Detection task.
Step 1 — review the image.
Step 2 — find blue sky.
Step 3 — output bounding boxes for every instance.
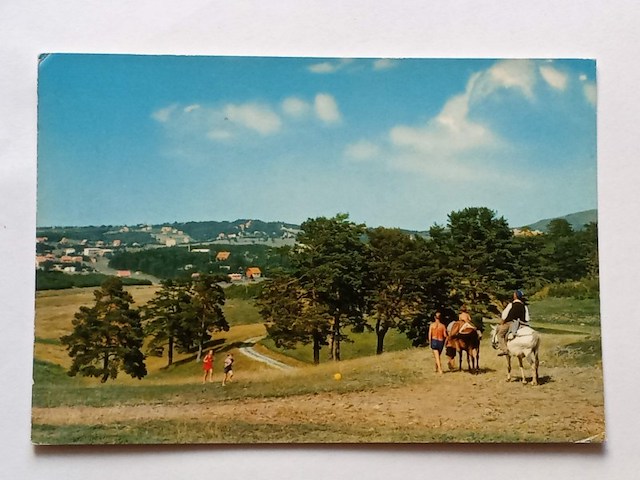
[37,55,596,230]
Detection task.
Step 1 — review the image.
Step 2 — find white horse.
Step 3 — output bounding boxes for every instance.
[490,324,540,385]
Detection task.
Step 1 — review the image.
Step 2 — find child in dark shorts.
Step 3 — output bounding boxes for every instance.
[430,338,445,352]
[222,353,234,386]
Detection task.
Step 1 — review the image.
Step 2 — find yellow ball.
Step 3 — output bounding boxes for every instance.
[333,373,342,381]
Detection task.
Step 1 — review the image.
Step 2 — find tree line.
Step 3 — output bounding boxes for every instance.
[60,206,598,380]
[61,275,228,382]
[256,208,598,364]
[108,244,290,279]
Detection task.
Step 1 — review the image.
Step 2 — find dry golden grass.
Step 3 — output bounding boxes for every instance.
[32,286,605,444]
[34,285,272,384]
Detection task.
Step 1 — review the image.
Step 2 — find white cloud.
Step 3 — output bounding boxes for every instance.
[307,59,353,74]
[155,93,345,150]
[470,60,537,102]
[371,59,590,184]
[388,80,498,171]
[309,62,338,74]
[282,97,311,118]
[184,104,201,113]
[314,93,341,123]
[378,61,542,179]
[152,101,284,148]
[390,100,496,156]
[579,74,596,105]
[539,65,568,90]
[583,82,596,106]
[344,140,380,161]
[373,59,398,70]
[151,104,178,123]
[223,103,282,135]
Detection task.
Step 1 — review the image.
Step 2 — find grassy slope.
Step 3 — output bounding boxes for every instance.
[33,287,601,382]
[32,288,603,444]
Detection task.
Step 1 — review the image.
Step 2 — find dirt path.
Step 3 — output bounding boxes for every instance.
[32,365,604,443]
[238,336,294,370]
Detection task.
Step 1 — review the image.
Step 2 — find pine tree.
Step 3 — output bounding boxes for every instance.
[294,214,370,361]
[258,275,330,364]
[182,274,229,361]
[367,227,422,354]
[442,207,518,315]
[60,277,146,382]
[143,279,192,367]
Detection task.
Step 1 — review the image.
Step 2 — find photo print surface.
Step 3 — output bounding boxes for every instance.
[33,55,602,444]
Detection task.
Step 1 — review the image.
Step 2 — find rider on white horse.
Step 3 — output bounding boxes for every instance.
[496,290,530,356]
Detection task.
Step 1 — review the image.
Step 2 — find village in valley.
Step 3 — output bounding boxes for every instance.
[35,217,549,288]
[34,220,303,286]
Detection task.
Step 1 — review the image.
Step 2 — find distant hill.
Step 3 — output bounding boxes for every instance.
[38,210,598,245]
[525,209,597,233]
[166,219,301,242]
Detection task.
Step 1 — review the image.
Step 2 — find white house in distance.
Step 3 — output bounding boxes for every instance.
[83,247,113,257]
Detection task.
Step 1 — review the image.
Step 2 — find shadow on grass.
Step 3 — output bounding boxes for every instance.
[159,338,227,369]
[536,326,585,335]
[508,375,553,385]
[445,367,497,375]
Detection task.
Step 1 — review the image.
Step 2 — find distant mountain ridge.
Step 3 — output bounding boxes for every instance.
[167,219,301,242]
[525,209,597,233]
[37,210,598,243]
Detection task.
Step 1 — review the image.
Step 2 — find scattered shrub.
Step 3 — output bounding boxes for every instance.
[532,277,599,300]
[36,271,152,290]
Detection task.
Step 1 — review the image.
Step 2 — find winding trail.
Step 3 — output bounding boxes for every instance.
[238,336,294,370]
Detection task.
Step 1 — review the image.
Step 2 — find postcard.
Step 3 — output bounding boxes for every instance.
[33,55,603,444]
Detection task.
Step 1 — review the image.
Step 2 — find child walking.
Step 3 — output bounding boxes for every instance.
[222,353,234,386]
[202,350,214,384]
[428,311,448,375]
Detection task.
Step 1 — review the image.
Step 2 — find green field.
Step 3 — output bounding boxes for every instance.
[32,286,604,444]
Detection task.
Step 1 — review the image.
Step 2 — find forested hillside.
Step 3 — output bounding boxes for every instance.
[526,209,597,232]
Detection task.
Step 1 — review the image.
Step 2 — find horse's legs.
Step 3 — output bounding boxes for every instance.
[531,352,539,386]
[506,356,512,382]
[518,356,527,384]
[447,355,455,371]
[458,350,462,372]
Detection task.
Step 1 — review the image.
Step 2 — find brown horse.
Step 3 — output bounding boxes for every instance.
[446,321,481,373]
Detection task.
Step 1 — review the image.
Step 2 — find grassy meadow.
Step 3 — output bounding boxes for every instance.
[32,285,604,444]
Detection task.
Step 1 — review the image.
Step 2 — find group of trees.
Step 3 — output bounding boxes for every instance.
[258,208,598,364]
[108,244,287,279]
[36,270,152,291]
[61,275,228,382]
[60,207,599,378]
